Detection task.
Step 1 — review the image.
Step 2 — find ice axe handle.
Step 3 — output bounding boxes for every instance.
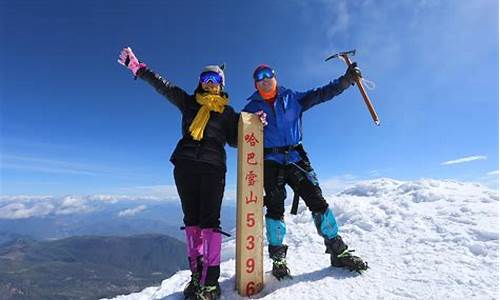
[342,55,380,126]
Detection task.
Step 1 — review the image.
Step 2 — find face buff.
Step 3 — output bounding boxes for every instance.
[189,92,229,141]
[257,81,277,101]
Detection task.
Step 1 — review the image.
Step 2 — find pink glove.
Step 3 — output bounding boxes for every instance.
[255,110,268,127]
[117,47,146,76]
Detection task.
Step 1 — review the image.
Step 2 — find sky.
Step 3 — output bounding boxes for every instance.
[0,0,498,197]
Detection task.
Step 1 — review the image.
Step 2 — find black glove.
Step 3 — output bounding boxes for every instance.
[343,62,362,86]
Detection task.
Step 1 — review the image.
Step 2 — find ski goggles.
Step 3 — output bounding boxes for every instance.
[199,71,223,85]
[253,67,275,82]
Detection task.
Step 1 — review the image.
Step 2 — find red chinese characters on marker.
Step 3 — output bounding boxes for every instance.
[244,133,259,147]
[245,190,258,204]
[245,170,257,186]
[246,152,257,165]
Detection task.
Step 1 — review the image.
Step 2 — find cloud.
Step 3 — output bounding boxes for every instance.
[116,185,180,200]
[322,0,350,40]
[0,195,138,219]
[88,194,167,204]
[441,156,487,166]
[0,202,55,219]
[0,194,168,204]
[56,196,94,215]
[118,205,147,217]
[487,170,499,176]
[0,195,54,203]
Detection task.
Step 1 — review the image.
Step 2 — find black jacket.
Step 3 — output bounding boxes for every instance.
[137,67,239,171]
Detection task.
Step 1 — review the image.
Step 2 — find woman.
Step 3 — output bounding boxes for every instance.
[118,47,240,300]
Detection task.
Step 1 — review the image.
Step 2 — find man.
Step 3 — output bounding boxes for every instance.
[243,63,368,279]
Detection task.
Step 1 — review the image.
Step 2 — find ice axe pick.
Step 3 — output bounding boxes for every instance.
[325,49,380,126]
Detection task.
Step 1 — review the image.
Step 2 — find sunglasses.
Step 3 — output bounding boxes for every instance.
[254,67,275,82]
[200,71,223,85]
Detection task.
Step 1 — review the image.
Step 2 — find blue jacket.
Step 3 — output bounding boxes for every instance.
[243,77,349,164]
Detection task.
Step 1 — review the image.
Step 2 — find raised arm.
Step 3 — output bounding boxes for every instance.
[298,63,362,112]
[118,47,189,112]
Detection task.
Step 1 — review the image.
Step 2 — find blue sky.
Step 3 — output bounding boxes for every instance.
[0,0,498,196]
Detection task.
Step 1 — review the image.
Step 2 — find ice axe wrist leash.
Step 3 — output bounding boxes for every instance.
[325,49,380,126]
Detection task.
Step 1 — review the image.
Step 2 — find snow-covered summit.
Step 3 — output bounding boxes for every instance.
[106,179,499,299]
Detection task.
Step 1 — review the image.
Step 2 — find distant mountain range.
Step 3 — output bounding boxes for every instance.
[0,234,188,300]
[0,198,237,299]
[0,200,237,245]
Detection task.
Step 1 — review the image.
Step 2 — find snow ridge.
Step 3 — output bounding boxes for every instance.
[106,179,499,300]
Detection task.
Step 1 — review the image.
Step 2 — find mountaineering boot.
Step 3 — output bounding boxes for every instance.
[184,226,204,299]
[269,244,291,280]
[265,217,290,279]
[183,256,202,299]
[272,258,291,280]
[312,208,367,272]
[325,235,369,273]
[196,282,221,300]
[196,228,222,300]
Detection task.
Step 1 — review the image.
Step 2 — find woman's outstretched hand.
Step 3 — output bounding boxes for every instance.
[117,47,146,76]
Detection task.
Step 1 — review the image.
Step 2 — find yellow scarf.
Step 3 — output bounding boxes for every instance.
[189,93,228,141]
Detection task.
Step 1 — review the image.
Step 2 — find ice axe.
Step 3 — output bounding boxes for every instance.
[325,49,380,126]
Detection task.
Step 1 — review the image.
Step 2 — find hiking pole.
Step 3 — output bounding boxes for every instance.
[325,49,380,126]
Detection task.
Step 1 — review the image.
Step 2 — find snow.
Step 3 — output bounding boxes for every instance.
[104,178,499,300]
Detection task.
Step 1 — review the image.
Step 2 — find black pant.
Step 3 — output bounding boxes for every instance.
[174,160,225,229]
[264,159,328,220]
